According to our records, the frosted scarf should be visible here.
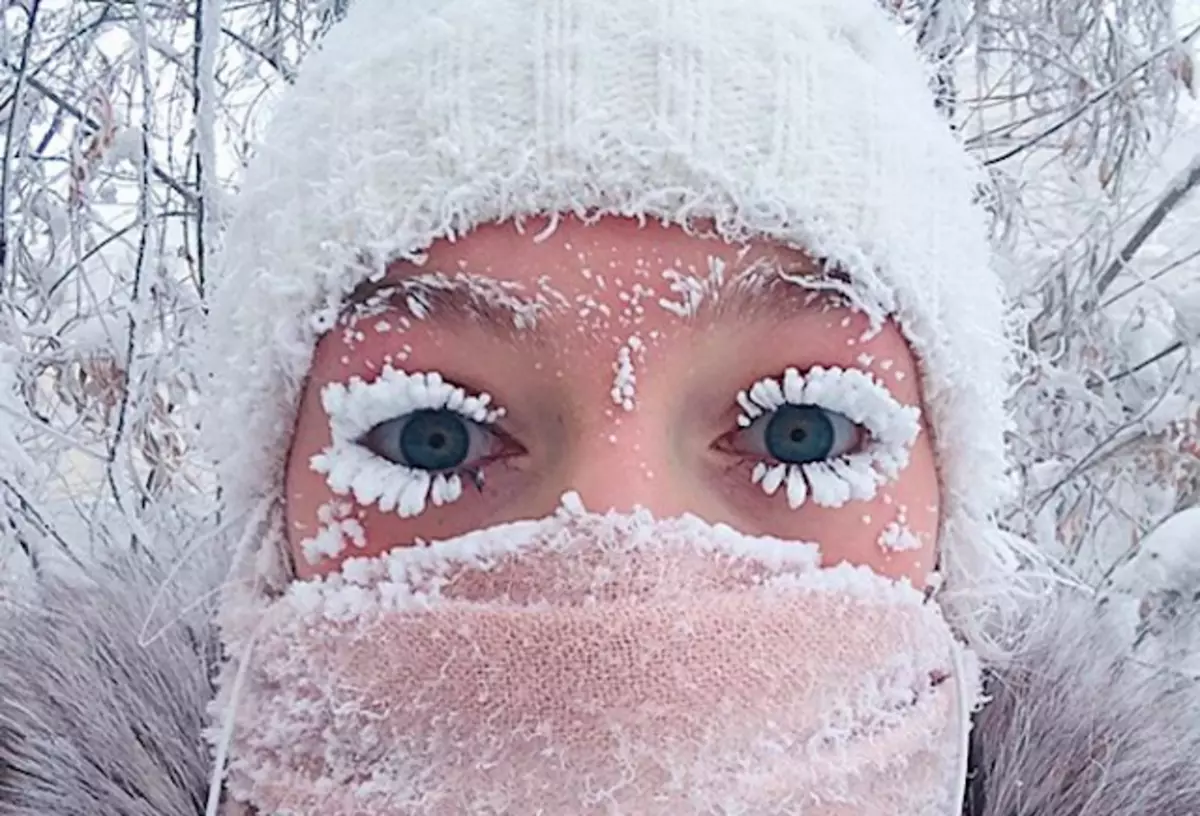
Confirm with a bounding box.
[216,510,979,814]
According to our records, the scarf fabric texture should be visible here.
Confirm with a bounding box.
[212,513,977,814]
[2,536,1199,815]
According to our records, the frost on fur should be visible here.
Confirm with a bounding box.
[740,366,921,509]
[308,367,504,553]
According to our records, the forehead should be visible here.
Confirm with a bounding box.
[325,216,920,396]
[346,216,866,336]
[414,215,801,280]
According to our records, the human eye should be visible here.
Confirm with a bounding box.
[361,409,497,475]
[719,366,921,509]
[732,403,863,467]
[309,367,518,522]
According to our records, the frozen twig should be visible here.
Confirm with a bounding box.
[193,0,223,297]
[1095,150,1200,297]
[982,20,1200,167]
[104,0,155,551]
[1100,246,1200,310]
[1109,339,1187,383]
[1,0,42,293]
[1,58,199,207]
[1034,355,1188,511]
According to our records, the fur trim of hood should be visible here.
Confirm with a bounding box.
[1,549,1198,816]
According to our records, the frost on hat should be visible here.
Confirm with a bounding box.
[205,0,1013,630]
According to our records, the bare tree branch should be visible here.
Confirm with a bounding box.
[2,58,199,206]
[1,0,42,292]
[1095,150,1200,296]
[982,20,1200,166]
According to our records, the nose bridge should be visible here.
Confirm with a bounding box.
[561,424,687,517]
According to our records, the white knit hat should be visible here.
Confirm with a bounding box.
[206,0,1016,636]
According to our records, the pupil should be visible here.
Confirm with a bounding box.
[765,405,834,465]
[397,410,470,471]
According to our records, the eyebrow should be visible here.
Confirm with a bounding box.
[341,270,550,344]
[703,266,855,325]
[682,255,868,328]
[339,257,865,340]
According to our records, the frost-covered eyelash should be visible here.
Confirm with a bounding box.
[308,367,504,543]
[737,366,921,509]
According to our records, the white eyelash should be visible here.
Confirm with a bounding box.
[308,367,503,552]
[736,366,921,509]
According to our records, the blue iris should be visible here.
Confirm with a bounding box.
[763,404,836,464]
[365,409,470,471]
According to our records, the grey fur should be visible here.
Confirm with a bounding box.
[967,597,1200,815]
[2,551,1198,815]
[0,552,222,816]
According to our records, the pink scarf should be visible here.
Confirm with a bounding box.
[213,511,978,814]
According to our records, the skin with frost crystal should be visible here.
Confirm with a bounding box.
[287,216,938,582]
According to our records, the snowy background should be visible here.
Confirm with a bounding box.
[0,0,1198,671]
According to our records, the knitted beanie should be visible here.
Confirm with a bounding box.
[205,0,1015,630]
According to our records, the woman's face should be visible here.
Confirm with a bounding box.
[285,217,939,582]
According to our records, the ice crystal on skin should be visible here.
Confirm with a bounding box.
[557,490,587,517]
[653,254,729,319]
[611,335,642,411]
[339,326,368,347]
[301,517,368,563]
[738,366,921,509]
[300,502,368,563]
[602,279,655,332]
[308,366,504,554]
[707,255,727,289]
[318,500,354,524]
[879,522,923,552]
[406,294,429,319]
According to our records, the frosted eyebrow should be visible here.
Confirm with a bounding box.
[699,267,857,325]
[339,258,857,337]
[341,271,548,344]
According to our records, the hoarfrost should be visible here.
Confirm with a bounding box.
[878,522,923,552]
[657,269,707,318]
[300,502,368,563]
[737,367,920,508]
[308,367,505,544]
[610,336,641,411]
